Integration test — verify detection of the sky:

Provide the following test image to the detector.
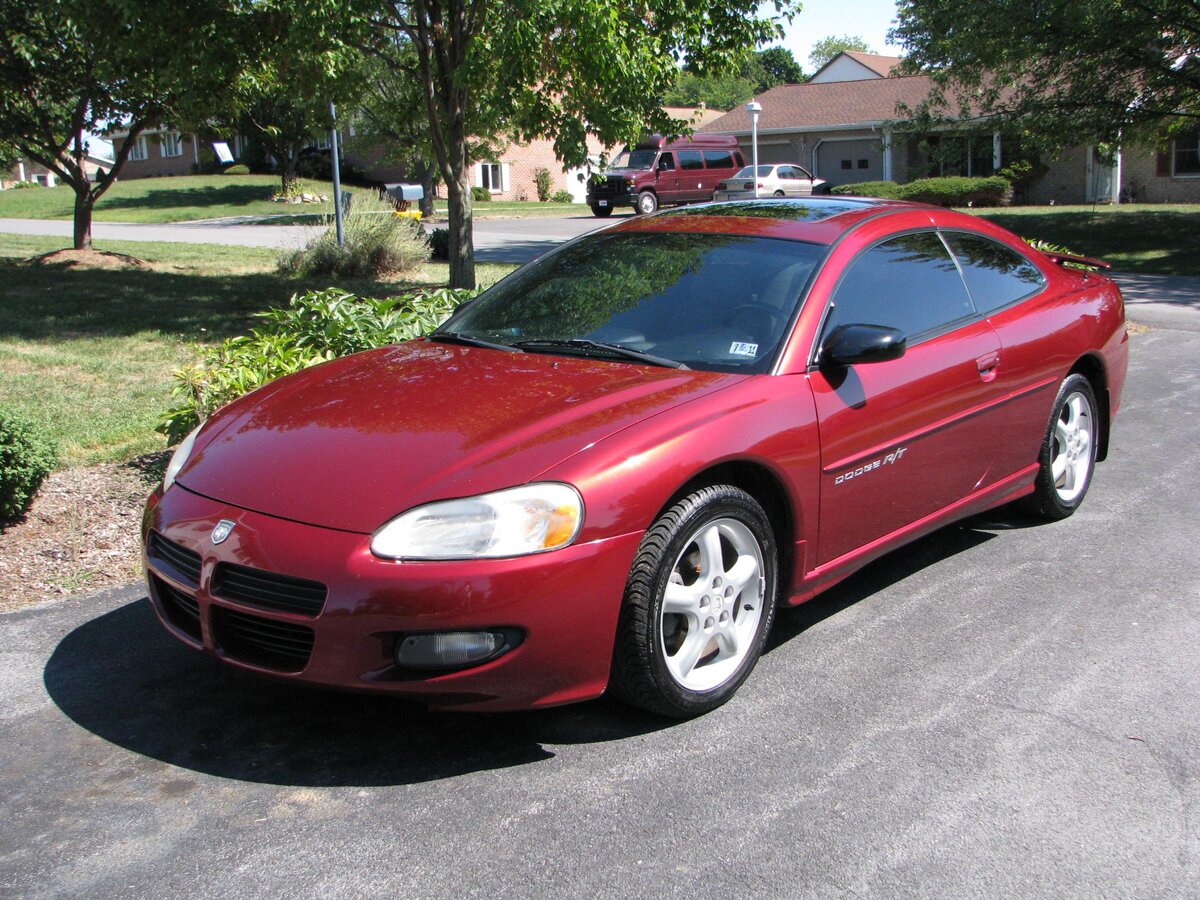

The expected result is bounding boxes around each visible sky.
[769,0,904,73]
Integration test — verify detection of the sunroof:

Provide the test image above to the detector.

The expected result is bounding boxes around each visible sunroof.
[658,198,878,222]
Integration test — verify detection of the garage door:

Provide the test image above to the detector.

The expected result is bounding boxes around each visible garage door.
[817,139,883,185]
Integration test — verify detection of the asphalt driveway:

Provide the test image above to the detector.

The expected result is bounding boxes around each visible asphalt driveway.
[2,324,1198,897]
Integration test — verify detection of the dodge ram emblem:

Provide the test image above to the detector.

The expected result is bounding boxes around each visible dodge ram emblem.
[211,519,236,544]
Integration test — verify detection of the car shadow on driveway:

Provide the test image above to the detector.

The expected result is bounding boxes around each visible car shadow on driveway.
[43,518,1003,788]
[42,598,673,787]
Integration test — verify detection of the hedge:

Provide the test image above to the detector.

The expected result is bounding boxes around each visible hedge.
[832,176,1011,207]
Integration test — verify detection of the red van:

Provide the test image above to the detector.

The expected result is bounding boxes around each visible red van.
[587,134,745,216]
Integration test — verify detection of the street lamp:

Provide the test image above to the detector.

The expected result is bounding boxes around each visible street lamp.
[746,101,762,198]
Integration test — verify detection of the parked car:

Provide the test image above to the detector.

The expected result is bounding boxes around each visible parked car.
[713,163,829,201]
[587,134,745,216]
[143,197,1128,719]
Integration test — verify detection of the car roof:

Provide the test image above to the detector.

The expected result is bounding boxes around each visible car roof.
[612,197,926,245]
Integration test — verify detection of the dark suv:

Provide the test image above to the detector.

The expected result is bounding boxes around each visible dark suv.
[587,134,746,217]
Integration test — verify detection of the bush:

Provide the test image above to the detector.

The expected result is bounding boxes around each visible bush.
[0,407,58,521]
[900,175,1010,207]
[831,176,1010,207]
[429,227,450,261]
[159,287,480,441]
[278,191,430,277]
[551,189,574,204]
[222,164,250,176]
[534,168,553,202]
[471,186,492,202]
[831,180,903,199]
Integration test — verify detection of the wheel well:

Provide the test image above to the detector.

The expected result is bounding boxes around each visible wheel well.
[1069,354,1111,461]
[665,462,796,596]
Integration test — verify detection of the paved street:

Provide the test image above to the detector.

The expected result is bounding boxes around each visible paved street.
[2,322,1198,896]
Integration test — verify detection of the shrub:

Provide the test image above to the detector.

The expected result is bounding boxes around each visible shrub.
[534,168,553,202]
[222,164,251,176]
[429,227,450,261]
[278,191,430,277]
[831,176,1010,207]
[0,407,58,521]
[551,189,574,204]
[899,175,1010,207]
[471,186,492,202]
[831,180,903,199]
[159,287,480,441]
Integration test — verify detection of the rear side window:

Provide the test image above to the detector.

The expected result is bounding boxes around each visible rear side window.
[703,150,734,169]
[943,232,1046,313]
[678,151,704,171]
[827,232,976,341]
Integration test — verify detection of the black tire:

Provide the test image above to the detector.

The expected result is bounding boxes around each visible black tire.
[590,204,613,218]
[635,191,658,215]
[610,484,777,718]
[1023,373,1100,520]
[772,189,785,197]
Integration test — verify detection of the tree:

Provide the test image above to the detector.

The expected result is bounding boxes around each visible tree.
[664,72,757,111]
[745,47,806,92]
[375,1,798,289]
[226,4,372,196]
[0,0,251,250]
[891,0,1200,150]
[808,34,873,72]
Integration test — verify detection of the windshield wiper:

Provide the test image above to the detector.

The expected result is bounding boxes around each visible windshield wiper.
[429,331,521,353]
[514,338,687,369]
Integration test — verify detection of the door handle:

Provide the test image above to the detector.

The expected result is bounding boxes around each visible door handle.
[976,351,1000,383]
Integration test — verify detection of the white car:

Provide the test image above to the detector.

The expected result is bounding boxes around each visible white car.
[713,164,829,201]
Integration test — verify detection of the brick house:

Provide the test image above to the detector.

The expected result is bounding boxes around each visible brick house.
[474,106,727,202]
[698,51,1200,205]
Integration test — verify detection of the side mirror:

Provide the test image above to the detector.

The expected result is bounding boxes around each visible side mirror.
[820,324,906,368]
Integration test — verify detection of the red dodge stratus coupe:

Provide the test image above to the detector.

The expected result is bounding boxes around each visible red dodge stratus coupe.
[142,198,1129,718]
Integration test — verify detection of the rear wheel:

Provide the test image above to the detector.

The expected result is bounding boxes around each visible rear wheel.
[611,485,777,718]
[635,191,659,215]
[772,189,785,197]
[590,204,613,218]
[1024,373,1099,519]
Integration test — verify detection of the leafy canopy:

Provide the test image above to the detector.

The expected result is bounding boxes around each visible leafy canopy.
[808,34,873,72]
[892,0,1200,149]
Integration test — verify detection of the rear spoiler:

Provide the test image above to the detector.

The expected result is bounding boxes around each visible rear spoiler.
[1041,250,1111,271]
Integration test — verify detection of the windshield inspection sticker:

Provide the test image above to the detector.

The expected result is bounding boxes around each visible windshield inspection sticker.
[729,341,759,358]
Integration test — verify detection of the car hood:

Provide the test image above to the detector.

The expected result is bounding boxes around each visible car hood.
[176,340,742,533]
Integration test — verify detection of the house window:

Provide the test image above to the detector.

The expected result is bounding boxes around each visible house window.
[1175,131,1200,176]
[161,132,184,158]
[127,136,148,161]
[313,136,333,151]
[477,162,507,193]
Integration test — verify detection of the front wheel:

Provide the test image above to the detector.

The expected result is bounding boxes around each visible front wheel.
[635,191,659,215]
[610,485,777,718]
[590,204,613,218]
[1024,373,1099,520]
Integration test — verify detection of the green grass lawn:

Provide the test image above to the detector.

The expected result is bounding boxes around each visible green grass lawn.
[0,233,516,466]
[0,175,590,225]
[972,204,1200,276]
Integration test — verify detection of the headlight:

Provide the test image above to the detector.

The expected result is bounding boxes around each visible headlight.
[162,424,201,493]
[371,483,583,560]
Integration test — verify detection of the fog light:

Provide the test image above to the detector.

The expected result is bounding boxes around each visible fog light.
[395,631,511,671]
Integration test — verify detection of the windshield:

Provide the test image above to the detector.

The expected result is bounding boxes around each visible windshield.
[732,166,774,178]
[611,150,657,170]
[437,232,824,373]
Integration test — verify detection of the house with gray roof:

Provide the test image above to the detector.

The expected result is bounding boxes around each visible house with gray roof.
[699,51,1200,205]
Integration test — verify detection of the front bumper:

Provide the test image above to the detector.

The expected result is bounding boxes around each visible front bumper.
[142,485,643,711]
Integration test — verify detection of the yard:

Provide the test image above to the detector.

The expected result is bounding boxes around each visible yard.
[0,174,586,224]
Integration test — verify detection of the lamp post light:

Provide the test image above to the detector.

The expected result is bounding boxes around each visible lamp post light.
[746,100,762,198]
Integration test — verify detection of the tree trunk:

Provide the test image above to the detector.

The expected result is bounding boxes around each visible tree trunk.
[445,167,475,289]
[416,159,436,218]
[72,189,95,250]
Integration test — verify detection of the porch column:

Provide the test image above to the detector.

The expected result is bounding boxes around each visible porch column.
[882,128,894,182]
[1113,145,1123,204]
[993,132,1002,171]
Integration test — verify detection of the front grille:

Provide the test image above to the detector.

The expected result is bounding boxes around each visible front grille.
[147,532,202,588]
[151,574,202,641]
[211,563,327,617]
[591,176,628,197]
[211,606,314,672]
